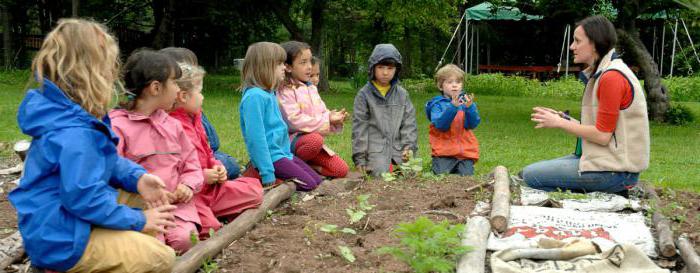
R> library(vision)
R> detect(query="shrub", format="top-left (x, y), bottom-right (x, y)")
top-left (665, 103), bottom-right (695, 125)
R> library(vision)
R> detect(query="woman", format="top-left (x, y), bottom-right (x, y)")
top-left (522, 15), bottom-right (650, 194)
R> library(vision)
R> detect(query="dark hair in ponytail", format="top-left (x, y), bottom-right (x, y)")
top-left (120, 49), bottom-right (182, 110)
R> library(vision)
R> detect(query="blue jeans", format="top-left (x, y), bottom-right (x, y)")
top-left (432, 157), bottom-right (474, 176)
top-left (521, 154), bottom-right (639, 193)
top-left (214, 151), bottom-right (241, 179)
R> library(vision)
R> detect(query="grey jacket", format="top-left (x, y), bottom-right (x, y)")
top-left (352, 44), bottom-right (418, 174)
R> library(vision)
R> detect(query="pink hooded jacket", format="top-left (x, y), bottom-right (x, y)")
top-left (110, 109), bottom-right (203, 225)
top-left (276, 80), bottom-right (342, 136)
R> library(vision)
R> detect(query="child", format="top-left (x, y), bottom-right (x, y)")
top-left (10, 19), bottom-right (175, 272)
top-left (169, 62), bottom-right (263, 238)
top-left (310, 56), bottom-right (321, 86)
top-left (277, 41), bottom-right (349, 178)
top-left (425, 64), bottom-right (480, 176)
top-left (160, 47), bottom-right (242, 179)
top-left (239, 42), bottom-right (323, 190)
top-left (352, 43), bottom-right (417, 175)
top-left (110, 50), bottom-right (203, 254)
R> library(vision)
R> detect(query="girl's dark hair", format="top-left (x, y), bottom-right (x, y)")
top-left (377, 58), bottom-right (398, 67)
top-left (160, 47), bottom-right (199, 65)
top-left (120, 49), bottom-right (182, 109)
top-left (577, 15), bottom-right (618, 68)
top-left (280, 41), bottom-right (311, 65)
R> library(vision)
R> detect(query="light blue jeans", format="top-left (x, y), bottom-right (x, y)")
top-left (521, 154), bottom-right (639, 193)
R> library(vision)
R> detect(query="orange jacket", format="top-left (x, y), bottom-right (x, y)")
top-left (426, 95), bottom-right (480, 161)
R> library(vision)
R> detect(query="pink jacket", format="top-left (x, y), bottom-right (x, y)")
top-left (277, 80), bottom-right (342, 135)
top-left (110, 109), bottom-right (203, 225)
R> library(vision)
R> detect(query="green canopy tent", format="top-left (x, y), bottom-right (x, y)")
top-left (436, 2), bottom-right (546, 74)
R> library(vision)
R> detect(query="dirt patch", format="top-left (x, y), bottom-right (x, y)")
top-left (0, 152), bottom-right (20, 240)
top-left (655, 187), bottom-right (700, 254)
top-left (218, 176), bottom-right (484, 273)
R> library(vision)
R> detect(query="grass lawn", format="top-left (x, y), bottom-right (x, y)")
top-left (1, 72), bottom-right (698, 192)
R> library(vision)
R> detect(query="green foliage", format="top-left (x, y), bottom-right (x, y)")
top-left (338, 246), bottom-right (356, 263)
top-left (200, 257), bottom-right (219, 273)
top-left (591, 0), bottom-right (618, 20)
top-left (548, 189), bottom-right (588, 201)
top-left (378, 217), bottom-right (471, 273)
top-left (346, 194), bottom-right (375, 224)
top-left (399, 150), bottom-right (424, 179)
top-left (665, 103), bottom-right (696, 125)
top-left (381, 172), bottom-right (398, 182)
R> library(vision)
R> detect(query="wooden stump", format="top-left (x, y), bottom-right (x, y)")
top-left (489, 166), bottom-right (510, 233)
top-left (677, 234), bottom-right (700, 273)
top-left (172, 182), bottom-right (296, 273)
top-left (457, 216), bottom-right (490, 273)
top-left (641, 183), bottom-right (676, 257)
top-left (13, 140), bottom-right (30, 162)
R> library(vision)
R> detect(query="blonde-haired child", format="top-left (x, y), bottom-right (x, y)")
top-left (110, 49), bottom-right (203, 254)
top-left (10, 19), bottom-right (175, 272)
top-left (169, 62), bottom-right (263, 238)
top-left (276, 41), bottom-right (349, 179)
top-left (239, 42), bottom-right (323, 190)
top-left (425, 64), bottom-right (480, 175)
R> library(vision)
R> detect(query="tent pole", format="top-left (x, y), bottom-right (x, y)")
top-left (435, 9), bottom-right (466, 72)
top-left (465, 19), bottom-right (469, 71)
top-left (476, 26), bottom-right (479, 74)
top-left (565, 24), bottom-right (570, 78)
top-left (660, 22), bottom-right (666, 75)
top-left (469, 26), bottom-right (474, 74)
top-left (680, 18), bottom-right (700, 67)
top-left (670, 19), bottom-right (678, 77)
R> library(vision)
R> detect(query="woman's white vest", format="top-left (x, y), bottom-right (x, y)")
top-left (579, 49), bottom-right (650, 173)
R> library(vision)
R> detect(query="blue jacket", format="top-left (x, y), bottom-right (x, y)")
top-left (425, 94), bottom-right (480, 131)
top-left (239, 87), bottom-right (293, 184)
top-left (201, 112), bottom-right (220, 152)
top-left (9, 79), bottom-right (147, 272)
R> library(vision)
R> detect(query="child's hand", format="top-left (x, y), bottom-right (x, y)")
top-left (330, 110), bottom-right (344, 124)
top-left (450, 94), bottom-right (461, 107)
top-left (402, 148), bottom-right (412, 162)
top-left (137, 173), bottom-right (174, 208)
top-left (214, 165), bottom-right (227, 182)
top-left (356, 165), bottom-right (368, 174)
top-left (173, 184), bottom-right (194, 203)
top-left (203, 168), bottom-right (220, 185)
top-left (462, 93), bottom-right (474, 108)
top-left (142, 205), bottom-right (177, 234)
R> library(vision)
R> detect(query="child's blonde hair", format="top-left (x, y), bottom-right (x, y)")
top-left (32, 18), bottom-right (120, 118)
top-left (241, 42), bottom-right (286, 91)
top-left (176, 62), bottom-right (206, 92)
top-left (435, 64), bottom-right (465, 89)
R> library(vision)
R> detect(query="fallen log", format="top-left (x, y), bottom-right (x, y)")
top-left (0, 165), bottom-right (21, 175)
top-left (677, 234), bottom-right (700, 273)
top-left (457, 216), bottom-right (490, 273)
top-left (641, 183), bottom-right (676, 257)
top-left (0, 231), bottom-right (24, 271)
top-left (172, 182), bottom-right (296, 273)
top-left (489, 166), bottom-right (510, 233)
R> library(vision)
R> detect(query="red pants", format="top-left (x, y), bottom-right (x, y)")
top-left (293, 132), bottom-right (348, 178)
top-left (194, 177), bottom-right (263, 238)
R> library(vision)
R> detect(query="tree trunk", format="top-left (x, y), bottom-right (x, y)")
top-left (310, 0), bottom-right (330, 92)
top-left (1, 5), bottom-right (11, 69)
top-left (269, 0), bottom-right (304, 41)
top-left (402, 24), bottom-right (412, 78)
top-left (151, 0), bottom-right (175, 49)
top-left (617, 29), bottom-right (670, 122)
top-left (616, 0), bottom-right (670, 122)
top-left (72, 0), bottom-right (79, 17)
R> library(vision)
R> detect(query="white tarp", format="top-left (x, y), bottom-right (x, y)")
top-left (487, 206), bottom-right (656, 257)
top-left (520, 186), bottom-right (642, 212)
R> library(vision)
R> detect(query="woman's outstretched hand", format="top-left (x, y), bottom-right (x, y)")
top-left (531, 107), bottom-right (565, 129)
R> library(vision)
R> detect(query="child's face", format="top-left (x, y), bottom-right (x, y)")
top-left (310, 63), bottom-right (320, 86)
top-left (286, 48), bottom-right (312, 82)
top-left (179, 79), bottom-right (204, 114)
top-left (439, 76), bottom-right (463, 97)
top-left (276, 61), bottom-right (286, 83)
top-left (373, 64), bottom-right (396, 86)
top-left (158, 77), bottom-right (181, 111)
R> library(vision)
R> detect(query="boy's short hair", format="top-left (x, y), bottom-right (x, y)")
top-left (311, 56), bottom-right (321, 66)
top-left (376, 58), bottom-right (398, 67)
top-left (435, 64), bottom-right (464, 88)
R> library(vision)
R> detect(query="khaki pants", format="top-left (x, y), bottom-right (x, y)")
top-left (67, 228), bottom-right (175, 273)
